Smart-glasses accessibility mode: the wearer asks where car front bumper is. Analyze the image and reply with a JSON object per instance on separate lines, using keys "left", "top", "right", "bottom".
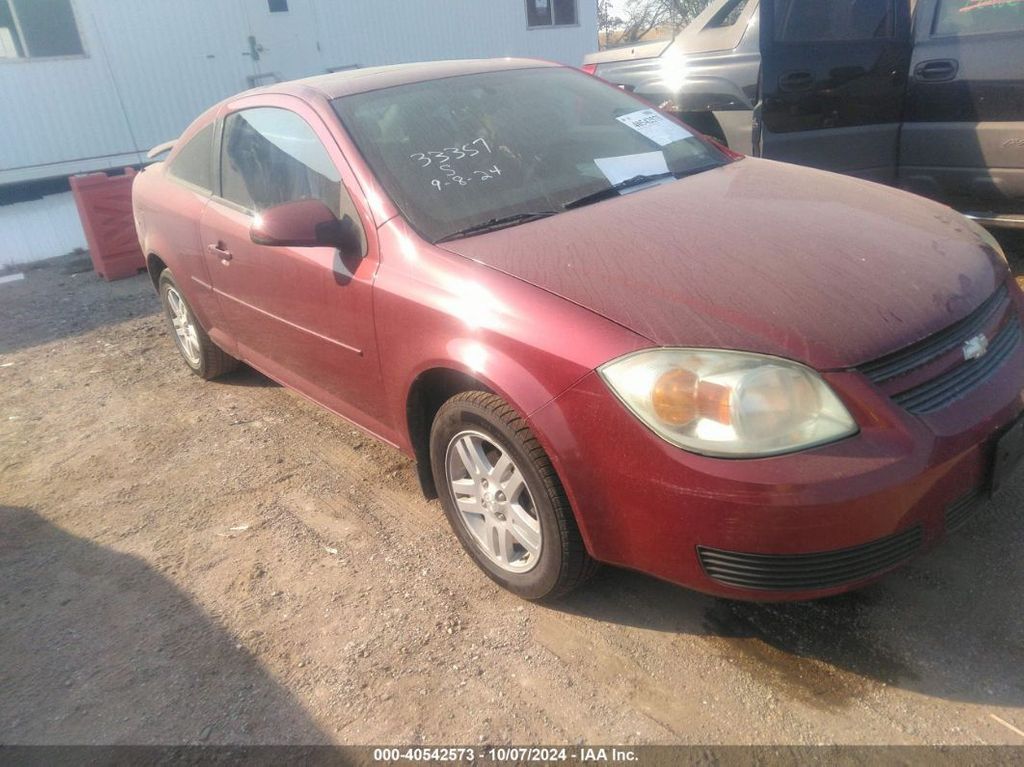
{"left": 528, "top": 342, "right": 1024, "bottom": 601}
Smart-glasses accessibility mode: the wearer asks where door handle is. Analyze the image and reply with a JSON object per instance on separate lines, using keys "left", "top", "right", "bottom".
{"left": 208, "top": 243, "right": 233, "bottom": 262}
{"left": 779, "top": 71, "right": 814, "bottom": 92}
{"left": 913, "top": 59, "right": 958, "bottom": 82}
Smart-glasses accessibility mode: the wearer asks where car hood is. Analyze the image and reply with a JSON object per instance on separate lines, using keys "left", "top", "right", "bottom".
{"left": 438, "top": 158, "right": 1007, "bottom": 370}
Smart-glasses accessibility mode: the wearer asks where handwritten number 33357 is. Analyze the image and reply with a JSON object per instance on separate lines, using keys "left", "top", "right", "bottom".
{"left": 410, "top": 138, "right": 491, "bottom": 167}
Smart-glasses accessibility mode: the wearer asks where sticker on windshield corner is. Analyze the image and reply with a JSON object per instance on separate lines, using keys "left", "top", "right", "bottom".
{"left": 616, "top": 108, "right": 692, "bottom": 147}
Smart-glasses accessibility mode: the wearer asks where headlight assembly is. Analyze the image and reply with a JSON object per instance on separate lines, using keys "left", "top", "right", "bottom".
{"left": 599, "top": 349, "right": 858, "bottom": 458}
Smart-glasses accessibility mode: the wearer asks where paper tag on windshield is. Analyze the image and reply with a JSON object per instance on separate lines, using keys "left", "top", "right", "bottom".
{"left": 616, "top": 108, "right": 692, "bottom": 147}
{"left": 594, "top": 152, "right": 670, "bottom": 188}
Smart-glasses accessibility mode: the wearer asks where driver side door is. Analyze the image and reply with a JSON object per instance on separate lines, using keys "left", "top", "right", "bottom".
{"left": 200, "top": 97, "right": 389, "bottom": 436}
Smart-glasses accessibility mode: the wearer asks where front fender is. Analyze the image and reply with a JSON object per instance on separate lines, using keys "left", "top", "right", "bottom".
{"left": 373, "top": 219, "right": 649, "bottom": 453}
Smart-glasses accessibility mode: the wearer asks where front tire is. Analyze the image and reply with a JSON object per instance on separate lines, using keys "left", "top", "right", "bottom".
{"left": 158, "top": 270, "right": 238, "bottom": 380}
{"left": 430, "top": 391, "right": 597, "bottom": 600}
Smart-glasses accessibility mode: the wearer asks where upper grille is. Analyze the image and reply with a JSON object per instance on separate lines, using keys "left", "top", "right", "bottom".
{"left": 859, "top": 285, "right": 1010, "bottom": 384}
{"left": 697, "top": 526, "right": 923, "bottom": 592}
{"left": 856, "top": 284, "right": 1021, "bottom": 415}
{"left": 892, "top": 318, "right": 1021, "bottom": 414}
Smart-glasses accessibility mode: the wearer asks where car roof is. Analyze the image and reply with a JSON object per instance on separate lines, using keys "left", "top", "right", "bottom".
{"left": 245, "top": 57, "right": 561, "bottom": 102}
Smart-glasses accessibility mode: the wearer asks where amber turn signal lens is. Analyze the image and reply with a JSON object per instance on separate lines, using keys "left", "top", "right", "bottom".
{"left": 697, "top": 380, "right": 733, "bottom": 426}
{"left": 652, "top": 368, "right": 698, "bottom": 425}
{"left": 653, "top": 370, "right": 735, "bottom": 426}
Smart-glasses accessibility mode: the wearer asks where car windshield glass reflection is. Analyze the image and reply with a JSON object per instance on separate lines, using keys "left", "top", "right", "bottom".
{"left": 333, "top": 68, "right": 726, "bottom": 242}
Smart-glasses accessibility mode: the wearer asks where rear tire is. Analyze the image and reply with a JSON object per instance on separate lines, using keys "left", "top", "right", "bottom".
{"left": 158, "top": 270, "right": 238, "bottom": 380}
{"left": 430, "top": 391, "right": 598, "bottom": 600}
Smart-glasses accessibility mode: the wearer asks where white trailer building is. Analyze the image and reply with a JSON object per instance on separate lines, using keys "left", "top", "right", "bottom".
{"left": 0, "top": 0, "right": 595, "bottom": 264}
{"left": 1, "top": 0, "right": 596, "bottom": 185}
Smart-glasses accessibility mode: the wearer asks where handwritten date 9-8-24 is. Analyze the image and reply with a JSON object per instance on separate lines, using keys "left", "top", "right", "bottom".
{"left": 430, "top": 165, "right": 501, "bottom": 191}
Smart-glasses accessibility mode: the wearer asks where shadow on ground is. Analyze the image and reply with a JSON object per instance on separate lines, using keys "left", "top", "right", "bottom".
{"left": 218, "top": 365, "right": 281, "bottom": 389}
{"left": 0, "top": 506, "right": 326, "bottom": 744}
{"left": 0, "top": 267, "right": 157, "bottom": 356}
{"left": 552, "top": 482, "right": 1024, "bottom": 711}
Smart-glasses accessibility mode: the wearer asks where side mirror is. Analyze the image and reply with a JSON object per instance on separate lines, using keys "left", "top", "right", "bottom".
{"left": 250, "top": 199, "right": 362, "bottom": 255}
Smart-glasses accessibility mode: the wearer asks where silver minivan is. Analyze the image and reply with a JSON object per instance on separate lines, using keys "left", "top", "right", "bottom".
{"left": 584, "top": 0, "right": 1024, "bottom": 229}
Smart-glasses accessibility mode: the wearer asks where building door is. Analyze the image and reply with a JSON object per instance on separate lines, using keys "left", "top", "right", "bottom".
{"left": 239, "top": 0, "right": 323, "bottom": 87}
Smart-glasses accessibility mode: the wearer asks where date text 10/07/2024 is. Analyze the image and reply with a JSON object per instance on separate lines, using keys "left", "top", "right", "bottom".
{"left": 409, "top": 138, "right": 503, "bottom": 191}
{"left": 372, "top": 746, "right": 640, "bottom": 763}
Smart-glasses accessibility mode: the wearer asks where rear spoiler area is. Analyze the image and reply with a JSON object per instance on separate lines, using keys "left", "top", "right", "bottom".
{"left": 146, "top": 140, "right": 176, "bottom": 160}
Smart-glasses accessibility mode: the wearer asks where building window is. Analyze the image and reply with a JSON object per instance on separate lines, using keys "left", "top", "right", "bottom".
{"left": 526, "top": 0, "right": 577, "bottom": 27}
{"left": 268, "top": 0, "right": 289, "bottom": 12}
{"left": 0, "top": 0, "right": 84, "bottom": 59}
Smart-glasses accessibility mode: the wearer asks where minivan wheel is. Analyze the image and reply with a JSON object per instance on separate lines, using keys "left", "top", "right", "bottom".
{"left": 158, "top": 270, "right": 238, "bottom": 380}
{"left": 430, "top": 391, "right": 598, "bottom": 600}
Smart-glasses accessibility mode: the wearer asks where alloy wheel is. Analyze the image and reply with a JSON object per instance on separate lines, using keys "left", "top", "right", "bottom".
{"left": 445, "top": 429, "right": 542, "bottom": 573}
{"left": 165, "top": 286, "right": 201, "bottom": 366}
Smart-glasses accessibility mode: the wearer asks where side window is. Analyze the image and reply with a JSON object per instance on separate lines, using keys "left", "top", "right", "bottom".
{"left": 221, "top": 107, "right": 346, "bottom": 216}
{"left": 220, "top": 107, "right": 365, "bottom": 251}
{"left": 774, "top": 0, "right": 895, "bottom": 41}
{"left": 526, "top": 0, "right": 577, "bottom": 27}
{"left": 933, "top": 0, "right": 1024, "bottom": 36}
{"left": 705, "top": 0, "right": 752, "bottom": 29}
{"left": 166, "top": 123, "right": 215, "bottom": 193}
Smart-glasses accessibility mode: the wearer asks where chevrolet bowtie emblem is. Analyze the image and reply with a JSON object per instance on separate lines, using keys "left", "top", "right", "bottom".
{"left": 963, "top": 333, "right": 990, "bottom": 361}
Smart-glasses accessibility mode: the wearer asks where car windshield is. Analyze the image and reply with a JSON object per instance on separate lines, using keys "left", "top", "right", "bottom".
{"left": 332, "top": 67, "right": 727, "bottom": 243}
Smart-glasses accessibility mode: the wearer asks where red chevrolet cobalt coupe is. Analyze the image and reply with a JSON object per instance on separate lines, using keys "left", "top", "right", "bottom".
{"left": 133, "top": 59, "right": 1024, "bottom": 601}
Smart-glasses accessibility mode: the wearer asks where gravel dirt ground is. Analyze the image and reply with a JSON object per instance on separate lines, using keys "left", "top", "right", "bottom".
{"left": 1, "top": 241, "right": 1023, "bottom": 746}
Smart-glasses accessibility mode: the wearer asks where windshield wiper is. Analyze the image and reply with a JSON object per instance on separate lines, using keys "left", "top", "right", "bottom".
{"left": 563, "top": 173, "right": 676, "bottom": 210}
{"left": 563, "top": 164, "right": 722, "bottom": 211}
{"left": 435, "top": 211, "right": 559, "bottom": 242}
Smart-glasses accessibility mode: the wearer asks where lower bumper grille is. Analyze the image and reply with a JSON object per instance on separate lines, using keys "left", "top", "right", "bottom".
{"left": 697, "top": 526, "right": 923, "bottom": 592}
{"left": 946, "top": 487, "right": 986, "bottom": 533}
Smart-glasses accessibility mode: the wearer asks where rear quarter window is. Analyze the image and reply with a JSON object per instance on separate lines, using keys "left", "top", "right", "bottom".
{"left": 166, "top": 124, "right": 215, "bottom": 193}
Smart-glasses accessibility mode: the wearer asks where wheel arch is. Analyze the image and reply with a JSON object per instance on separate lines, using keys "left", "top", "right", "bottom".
{"left": 146, "top": 252, "right": 168, "bottom": 289}
{"left": 405, "top": 366, "right": 495, "bottom": 499}
{"left": 401, "top": 357, "right": 600, "bottom": 569}
{"left": 144, "top": 250, "right": 221, "bottom": 340}
{"left": 402, "top": 329, "right": 581, "bottom": 495}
